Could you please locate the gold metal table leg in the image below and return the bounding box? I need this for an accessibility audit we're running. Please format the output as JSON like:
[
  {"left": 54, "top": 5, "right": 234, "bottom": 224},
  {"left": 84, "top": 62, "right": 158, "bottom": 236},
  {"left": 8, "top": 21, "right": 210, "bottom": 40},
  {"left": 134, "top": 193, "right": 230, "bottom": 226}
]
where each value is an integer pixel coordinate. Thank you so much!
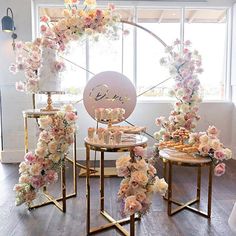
[
  {"left": 208, "top": 163, "right": 213, "bottom": 218},
  {"left": 73, "top": 133, "right": 77, "bottom": 196},
  {"left": 86, "top": 145, "right": 91, "bottom": 235},
  {"left": 61, "top": 156, "right": 66, "bottom": 213},
  {"left": 100, "top": 151, "right": 104, "bottom": 211},
  {"left": 24, "top": 116, "right": 28, "bottom": 153},
  {"left": 130, "top": 214, "right": 135, "bottom": 236},
  {"left": 167, "top": 161, "right": 172, "bottom": 216},
  {"left": 197, "top": 166, "right": 201, "bottom": 201}
]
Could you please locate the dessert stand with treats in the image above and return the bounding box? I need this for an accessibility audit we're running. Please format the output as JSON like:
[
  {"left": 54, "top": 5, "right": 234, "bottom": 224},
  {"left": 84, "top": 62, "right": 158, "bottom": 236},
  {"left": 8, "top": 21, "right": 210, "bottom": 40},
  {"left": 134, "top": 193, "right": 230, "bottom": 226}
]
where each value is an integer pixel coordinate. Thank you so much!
[
  {"left": 83, "top": 71, "right": 148, "bottom": 236},
  {"left": 82, "top": 71, "right": 147, "bottom": 177}
]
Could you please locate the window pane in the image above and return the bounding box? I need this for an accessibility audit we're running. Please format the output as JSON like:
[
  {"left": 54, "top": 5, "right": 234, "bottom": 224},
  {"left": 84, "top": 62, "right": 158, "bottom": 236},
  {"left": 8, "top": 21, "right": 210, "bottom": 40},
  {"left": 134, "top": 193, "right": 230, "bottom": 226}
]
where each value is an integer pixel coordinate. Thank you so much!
[
  {"left": 184, "top": 9, "right": 227, "bottom": 100},
  {"left": 136, "top": 8, "right": 181, "bottom": 99}
]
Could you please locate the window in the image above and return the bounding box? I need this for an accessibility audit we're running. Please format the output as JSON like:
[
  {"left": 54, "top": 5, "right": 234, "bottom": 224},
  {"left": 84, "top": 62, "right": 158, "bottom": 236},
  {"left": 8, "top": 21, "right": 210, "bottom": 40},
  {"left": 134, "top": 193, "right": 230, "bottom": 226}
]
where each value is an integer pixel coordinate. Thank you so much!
[{"left": 37, "top": 5, "right": 229, "bottom": 101}]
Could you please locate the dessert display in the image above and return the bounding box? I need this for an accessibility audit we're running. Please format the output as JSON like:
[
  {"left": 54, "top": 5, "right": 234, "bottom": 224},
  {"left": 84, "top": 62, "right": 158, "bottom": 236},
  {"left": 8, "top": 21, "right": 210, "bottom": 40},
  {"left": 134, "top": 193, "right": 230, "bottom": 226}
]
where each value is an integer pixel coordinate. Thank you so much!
[
  {"left": 94, "top": 108, "right": 125, "bottom": 123},
  {"left": 108, "top": 125, "right": 146, "bottom": 134}
]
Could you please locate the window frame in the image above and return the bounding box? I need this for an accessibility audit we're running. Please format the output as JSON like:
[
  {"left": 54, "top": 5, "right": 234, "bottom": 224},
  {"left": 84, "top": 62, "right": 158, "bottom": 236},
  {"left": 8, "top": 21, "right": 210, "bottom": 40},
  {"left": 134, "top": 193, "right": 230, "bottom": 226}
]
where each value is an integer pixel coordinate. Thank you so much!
[{"left": 32, "top": 0, "right": 232, "bottom": 102}]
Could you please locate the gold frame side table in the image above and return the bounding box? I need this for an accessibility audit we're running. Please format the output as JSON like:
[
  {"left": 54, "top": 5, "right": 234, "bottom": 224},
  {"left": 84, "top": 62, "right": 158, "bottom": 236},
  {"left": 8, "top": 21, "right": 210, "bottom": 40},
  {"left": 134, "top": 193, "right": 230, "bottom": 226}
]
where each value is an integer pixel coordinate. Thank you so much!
[
  {"left": 160, "top": 148, "right": 213, "bottom": 218},
  {"left": 85, "top": 135, "right": 148, "bottom": 236},
  {"left": 23, "top": 109, "right": 78, "bottom": 212}
]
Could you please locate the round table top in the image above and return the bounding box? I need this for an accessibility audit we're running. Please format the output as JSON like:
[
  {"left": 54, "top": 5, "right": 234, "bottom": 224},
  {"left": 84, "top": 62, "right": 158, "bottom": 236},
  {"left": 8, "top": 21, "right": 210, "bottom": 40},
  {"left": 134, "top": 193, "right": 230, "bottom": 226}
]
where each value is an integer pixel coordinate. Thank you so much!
[
  {"left": 23, "top": 109, "right": 58, "bottom": 117},
  {"left": 84, "top": 134, "right": 148, "bottom": 151},
  {"left": 160, "top": 148, "right": 212, "bottom": 166}
]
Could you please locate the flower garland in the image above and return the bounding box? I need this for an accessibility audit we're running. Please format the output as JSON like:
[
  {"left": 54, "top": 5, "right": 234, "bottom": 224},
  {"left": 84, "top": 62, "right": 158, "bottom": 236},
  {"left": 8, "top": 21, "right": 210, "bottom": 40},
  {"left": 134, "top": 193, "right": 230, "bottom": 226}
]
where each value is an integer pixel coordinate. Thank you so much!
[
  {"left": 116, "top": 146, "right": 168, "bottom": 216},
  {"left": 9, "top": 0, "right": 121, "bottom": 93},
  {"left": 189, "top": 125, "right": 232, "bottom": 176},
  {"left": 14, "top": 104, "right": 78, "bottom": 206},
  {"left": 154, "top": 40, "right": 203, "bottom": 142}
]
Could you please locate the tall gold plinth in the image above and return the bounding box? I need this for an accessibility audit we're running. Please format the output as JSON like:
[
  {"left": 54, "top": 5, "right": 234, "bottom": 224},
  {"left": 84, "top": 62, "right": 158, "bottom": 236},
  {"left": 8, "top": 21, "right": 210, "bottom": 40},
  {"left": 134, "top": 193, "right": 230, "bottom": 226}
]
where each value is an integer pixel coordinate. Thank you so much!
[
  {"left": 85, "top": 135, "right": 148, "bottom": 236},
  {"left": 22, "top": 109, "right": 78, "bottom": 212},
  {"left": 160, "top": 148, "right": 213, "bottom": 218}
]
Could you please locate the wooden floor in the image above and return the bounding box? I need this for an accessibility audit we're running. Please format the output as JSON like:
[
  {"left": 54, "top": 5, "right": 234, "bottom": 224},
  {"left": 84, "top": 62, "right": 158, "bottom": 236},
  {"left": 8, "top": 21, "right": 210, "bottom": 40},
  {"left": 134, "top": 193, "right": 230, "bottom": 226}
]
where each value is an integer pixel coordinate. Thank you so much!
[{"left": 0, "top": 159, "right": 236, "bottom": 236}]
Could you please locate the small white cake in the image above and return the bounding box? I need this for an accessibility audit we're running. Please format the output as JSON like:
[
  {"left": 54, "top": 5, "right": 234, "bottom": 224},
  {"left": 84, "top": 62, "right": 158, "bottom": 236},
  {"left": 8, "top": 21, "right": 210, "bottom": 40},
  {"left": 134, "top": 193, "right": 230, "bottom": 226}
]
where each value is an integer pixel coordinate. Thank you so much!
[{"left": 38, "top": 47, "right": 62, "bottom": 92}]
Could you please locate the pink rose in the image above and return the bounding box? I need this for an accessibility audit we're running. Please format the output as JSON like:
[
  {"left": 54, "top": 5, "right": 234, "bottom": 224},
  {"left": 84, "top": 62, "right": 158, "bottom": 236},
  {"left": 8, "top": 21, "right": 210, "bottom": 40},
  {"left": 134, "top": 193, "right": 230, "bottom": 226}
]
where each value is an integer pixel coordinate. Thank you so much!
[
  {"left": 40, "top": 25, "right": 47, "bottom": 32},
  {"left": 24, "top": 152, "right": 37, "bottom": 163},
  {"left": 31, "top": 176, "right": 45, "bottom": 189},
  {"left": 214, "top": 150, "right": 226, "bottom": 161},
  {"left": 214, "top": 163, "right": 226, "bottom": 176},
  {"left": 54, "top": 61, "right": 65, "bottom": 72},
  {"left": 15, "top": 81, "right": 25, "bottom": 92},
  {"left": 124, "top": 196, "right": 142, "bottom": 215},
  {"left": 40, "top": 16, "right": 50, "bottom": 23},
  {"left": 46, "top": 170, "right": 58, "bottom": 184},
  {"left": 133, "top": 146, "right": 145, "bottom": 157},
  {"left": 207, "top": 126, "right": 219, "bottom": 138},
  {"left": 65, "top": 112, "right": 77, "bottom": 122}
]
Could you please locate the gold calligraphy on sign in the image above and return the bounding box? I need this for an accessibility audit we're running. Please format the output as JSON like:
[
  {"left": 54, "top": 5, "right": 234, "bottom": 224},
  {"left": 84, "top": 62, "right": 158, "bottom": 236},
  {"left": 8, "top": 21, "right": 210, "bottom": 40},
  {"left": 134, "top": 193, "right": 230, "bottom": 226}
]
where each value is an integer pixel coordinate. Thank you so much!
[{"left": 89, "top": 84, "right": 130, "bottom": 105}]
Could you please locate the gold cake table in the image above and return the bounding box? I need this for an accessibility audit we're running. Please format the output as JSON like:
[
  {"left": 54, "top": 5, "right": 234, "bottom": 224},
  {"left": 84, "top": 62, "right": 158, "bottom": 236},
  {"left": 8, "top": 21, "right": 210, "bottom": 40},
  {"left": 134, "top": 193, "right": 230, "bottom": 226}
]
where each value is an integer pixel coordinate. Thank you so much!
[
  {"left": 85, "top": 135, "right": 148, "bottom": 236},
  {"left": 23, "top": 109, "right": 78, "bottom": 212},
  {"left": 160, "top": 148, "right": 213, "bottom": 218}
]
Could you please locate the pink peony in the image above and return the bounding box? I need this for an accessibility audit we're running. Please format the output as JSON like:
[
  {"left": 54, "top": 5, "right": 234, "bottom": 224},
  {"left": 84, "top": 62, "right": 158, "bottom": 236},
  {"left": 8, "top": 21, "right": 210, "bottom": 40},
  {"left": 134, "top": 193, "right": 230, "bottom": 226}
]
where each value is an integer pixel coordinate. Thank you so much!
[
  {"left": 130, "top": 171, "right": 148, "bottom": 188},
  {"left": 124, "top": 196, "right": 142, "bottom": 215},
  {"left": 24, "top": 152, "right": 37, "bottom": 163},
  {"left": 133, "top": 146, "right": 145, "bottom": 157},
  {"left": 214, "top": 163, "right": 226, "bottom": 176}
]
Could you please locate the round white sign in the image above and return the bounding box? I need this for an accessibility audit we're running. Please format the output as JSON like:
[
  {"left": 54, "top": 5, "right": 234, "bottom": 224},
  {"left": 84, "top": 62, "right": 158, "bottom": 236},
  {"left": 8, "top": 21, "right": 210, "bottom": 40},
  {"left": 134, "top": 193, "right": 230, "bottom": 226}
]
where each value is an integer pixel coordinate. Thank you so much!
[{"left": 83, "top": 71, "right": 137, "bottom": 123}]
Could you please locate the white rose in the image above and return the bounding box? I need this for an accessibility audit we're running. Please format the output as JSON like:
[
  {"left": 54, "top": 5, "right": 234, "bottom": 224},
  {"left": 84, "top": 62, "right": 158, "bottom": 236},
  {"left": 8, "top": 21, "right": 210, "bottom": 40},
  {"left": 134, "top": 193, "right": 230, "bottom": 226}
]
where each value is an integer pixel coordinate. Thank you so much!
[
  {"left": 38, "top": 116, "right": 52, "bottom": 129},
  {"left": 224, "top": 148, "right": 232, "bottom": 160},
  {"left": 154, "top": 177, "right": 168, "bottom": 196},
  {"left": 199, "top": 134, "right": 209, "bottom": 144},
  {"left": 210, "top": 139, "right": 221, "bottom": 150},
  {"left": 48, "top": 141, "right": 58, "bottom": 154},
  {"left": 19, "top": 162, "right": 28, "bottom": 173},
  {"left": 35, "top": 146, "right": 47, "bottom": 157},
  {"left": 180, "top": 104, "right": 189, "bottom": 113},
  {"left": 49, "top": 153, "right": 61, "bottom": 163},
  {"left": 64, "top": 104, "right": 74, "bottom": 112}
]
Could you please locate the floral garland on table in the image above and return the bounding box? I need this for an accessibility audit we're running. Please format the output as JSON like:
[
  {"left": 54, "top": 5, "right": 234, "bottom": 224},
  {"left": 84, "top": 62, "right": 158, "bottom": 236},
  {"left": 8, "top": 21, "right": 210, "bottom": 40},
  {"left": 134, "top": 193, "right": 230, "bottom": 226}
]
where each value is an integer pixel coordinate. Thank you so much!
[
  {"left": 13, "top": 104, "right": 78, "bottom": 206},
  {"left": 9, "top": 0, "right": 121, "bottom": 93},
  {"left": 188, "top": 125, "right": 232, "bottom": 176},
  {"left": 116, "top": 146, "right": 168, "bottom": 216},
  {"left": 154, "top": 40, "right": 203, "bottom": 142}
]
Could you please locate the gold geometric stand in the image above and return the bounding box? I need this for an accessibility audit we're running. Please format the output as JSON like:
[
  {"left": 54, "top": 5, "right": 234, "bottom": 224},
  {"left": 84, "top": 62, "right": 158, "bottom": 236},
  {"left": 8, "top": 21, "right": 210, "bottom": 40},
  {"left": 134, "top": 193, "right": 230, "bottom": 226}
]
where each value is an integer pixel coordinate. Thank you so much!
[
  {"left": 85, "top": 135, "right": 148, "bottom": 236},
  {"left": 160, "top": 149, "right": 213, "bottom": 218},
  {"left": 23, "top": 109, "right": 78, "bottom": 212}
]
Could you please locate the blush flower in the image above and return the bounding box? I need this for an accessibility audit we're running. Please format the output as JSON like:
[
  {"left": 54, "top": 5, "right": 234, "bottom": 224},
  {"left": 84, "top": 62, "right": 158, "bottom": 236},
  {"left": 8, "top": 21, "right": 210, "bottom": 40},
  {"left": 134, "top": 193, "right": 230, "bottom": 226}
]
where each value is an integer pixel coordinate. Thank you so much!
[
  {"left": 124, "top": 196, "right": 142, "bottom": 215},
  {"left": 214, "top": 163, "right": 226, "bottom": 176},
  {"left": 130, "top": 171, "right": 148, "bottom": 188},
  {"left": 133, "top": 146, "right": 145, "bottom": 157}
]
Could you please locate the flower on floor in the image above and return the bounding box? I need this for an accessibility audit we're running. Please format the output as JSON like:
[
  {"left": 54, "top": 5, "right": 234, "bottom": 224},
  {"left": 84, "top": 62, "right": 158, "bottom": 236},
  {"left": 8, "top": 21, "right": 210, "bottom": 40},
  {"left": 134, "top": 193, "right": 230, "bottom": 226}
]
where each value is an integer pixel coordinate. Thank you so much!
[
  {"left": 14, "top": 105, "right": 77, "bottom": 207},
  {"left": 154, "top": 40, "right": 202, "bottom": 143},
  {"left": 188, "top": 125, "right": 232, "bottom": 176},
  {"left": 116, "top": 146, "right": 168, "bottom": 216}
]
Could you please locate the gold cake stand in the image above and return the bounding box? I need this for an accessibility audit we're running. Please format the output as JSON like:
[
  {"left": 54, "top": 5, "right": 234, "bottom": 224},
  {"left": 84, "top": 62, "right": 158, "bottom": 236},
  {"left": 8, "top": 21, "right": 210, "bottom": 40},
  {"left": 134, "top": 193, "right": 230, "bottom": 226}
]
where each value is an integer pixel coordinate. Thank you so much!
[{"left": 85, "top": 135, "right": 148, "bottom": 236}]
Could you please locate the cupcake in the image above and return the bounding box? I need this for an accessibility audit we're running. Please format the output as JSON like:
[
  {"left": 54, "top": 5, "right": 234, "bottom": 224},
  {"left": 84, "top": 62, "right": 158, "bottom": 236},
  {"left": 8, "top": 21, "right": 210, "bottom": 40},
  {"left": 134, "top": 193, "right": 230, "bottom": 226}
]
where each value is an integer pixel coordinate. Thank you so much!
[
  {"left": 97, "top": 127, "right": 105, "bottom": 142},
  {"left": 114, "top": 131, "right": 123, "bottom": 144}
]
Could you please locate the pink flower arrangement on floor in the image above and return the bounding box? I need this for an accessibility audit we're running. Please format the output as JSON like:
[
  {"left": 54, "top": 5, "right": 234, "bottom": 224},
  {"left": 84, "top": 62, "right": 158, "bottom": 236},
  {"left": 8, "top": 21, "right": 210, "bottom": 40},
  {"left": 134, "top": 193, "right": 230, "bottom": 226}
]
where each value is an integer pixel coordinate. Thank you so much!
[
  {"left": 188, "top": 125, "right": 232, "bottom": 176},
  {"left": 154, "top": 40, "right": 203, "bottom": 142},
  {"left": 9, "top": 0, "right": 121, "bottom": 93},
  {"left": 14, "top": 104, "right": 77, "bottom": 206},
  {"left": 116, "top": 146, "right": 168, "bottom": 216}
]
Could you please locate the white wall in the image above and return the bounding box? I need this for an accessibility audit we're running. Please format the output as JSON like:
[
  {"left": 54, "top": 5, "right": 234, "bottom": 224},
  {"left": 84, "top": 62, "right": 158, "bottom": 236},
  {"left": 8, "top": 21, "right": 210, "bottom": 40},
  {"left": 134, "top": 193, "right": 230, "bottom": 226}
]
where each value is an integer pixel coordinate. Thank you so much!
[{"left": 0, "top": 0, "right": 235, "bottom": 163}]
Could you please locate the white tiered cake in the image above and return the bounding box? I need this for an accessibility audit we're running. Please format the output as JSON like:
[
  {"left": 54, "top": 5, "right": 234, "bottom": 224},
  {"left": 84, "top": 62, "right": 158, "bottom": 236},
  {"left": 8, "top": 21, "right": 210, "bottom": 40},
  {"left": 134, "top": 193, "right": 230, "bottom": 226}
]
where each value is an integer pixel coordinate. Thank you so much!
[{"left": 38, "top": 47, "right": 62, "bottom": 92}]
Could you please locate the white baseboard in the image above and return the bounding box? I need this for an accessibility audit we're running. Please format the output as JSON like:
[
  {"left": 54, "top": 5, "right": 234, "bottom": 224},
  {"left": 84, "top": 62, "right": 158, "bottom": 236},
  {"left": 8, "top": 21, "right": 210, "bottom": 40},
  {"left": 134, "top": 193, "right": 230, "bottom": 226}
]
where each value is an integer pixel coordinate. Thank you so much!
[{"left": 0, "top": 148, "right": 126, "bottom": 163}]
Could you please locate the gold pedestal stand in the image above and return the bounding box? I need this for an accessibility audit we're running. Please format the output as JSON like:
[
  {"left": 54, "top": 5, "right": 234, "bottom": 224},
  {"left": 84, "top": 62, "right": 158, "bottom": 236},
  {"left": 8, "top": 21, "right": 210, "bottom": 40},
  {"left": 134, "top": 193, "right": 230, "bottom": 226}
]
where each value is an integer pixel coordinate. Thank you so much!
[
  {"left": 160, "top": 149, "right": 213, "bottom": 218},
  {"left": 23, "top": 109, "right": 77, "bottom": 212},
  {"left": 85, "top": 135, "right": 148, "bottom": 236},
  {"left": 38, "top": 91, "right": 65, "bottom": 111}
]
